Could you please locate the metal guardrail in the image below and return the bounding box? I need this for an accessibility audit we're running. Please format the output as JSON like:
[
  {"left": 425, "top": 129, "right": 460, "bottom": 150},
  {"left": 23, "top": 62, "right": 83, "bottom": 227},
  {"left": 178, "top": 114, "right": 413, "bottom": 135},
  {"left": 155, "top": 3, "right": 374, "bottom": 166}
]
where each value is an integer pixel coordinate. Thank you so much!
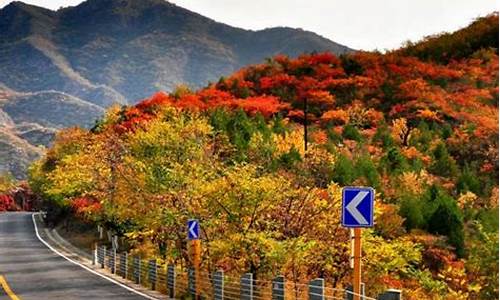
[{"left": 92, "top": 245, "right": 400, "bottom": 300}]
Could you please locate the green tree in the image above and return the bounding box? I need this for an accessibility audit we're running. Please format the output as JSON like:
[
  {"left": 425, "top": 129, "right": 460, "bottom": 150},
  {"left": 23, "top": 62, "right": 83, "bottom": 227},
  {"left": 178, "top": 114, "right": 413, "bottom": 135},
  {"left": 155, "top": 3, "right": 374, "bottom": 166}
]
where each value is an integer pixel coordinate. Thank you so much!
[
  {"left": 355, "top": 155, "right": 380, "bottom": 188},
  {"left": 430, "top": 142, "right": 458, "bottom": 177},
  {"left": 381, "top": 147, "right": 408, "bottom": 174},
  {"left": 342, "top": 124, "right": 362, "bottom": 141},
  {"left": 456, "top": 165, "right": 481, "bottom": 195},
  {"left": 425, "top": 187, "right": 465, "bottom": 257},
  {"left": 332, "top": 154, "right": 356, "bottom": 185}
]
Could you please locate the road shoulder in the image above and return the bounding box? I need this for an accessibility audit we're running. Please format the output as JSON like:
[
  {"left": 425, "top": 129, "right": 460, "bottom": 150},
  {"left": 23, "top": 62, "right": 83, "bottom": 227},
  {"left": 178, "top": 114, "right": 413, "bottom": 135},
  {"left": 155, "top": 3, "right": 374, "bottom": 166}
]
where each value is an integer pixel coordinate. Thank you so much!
[{"left": 31, "top": 213, "right": 167, "bottom": 300}]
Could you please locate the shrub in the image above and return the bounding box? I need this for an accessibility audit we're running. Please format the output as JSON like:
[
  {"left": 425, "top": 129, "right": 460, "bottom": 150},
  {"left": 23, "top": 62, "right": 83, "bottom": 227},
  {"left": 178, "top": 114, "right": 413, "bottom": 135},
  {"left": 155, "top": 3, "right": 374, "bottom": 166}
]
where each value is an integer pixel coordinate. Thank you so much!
[
  {"left": 381, "top": 147, "right": 408, "bottom": 174},
  {"left": 342, "top": 124, "right": 362, "bottom": 141},
  {"left": 456, "top": 166, "right": 481, "bottom": 196},
  {"left": 430, "top": 142, "right": 458, "bottom": 177},
  {"left": 355, "top": 155, "right": 380, "bottom": 188},
  {"left": 425, "top": 186, "right": 465, "bottom": 257},
  {"left": 332, "top": 154, "right": 356, "bottom": 185},
  {"left": 399, "top": 194, "right": 426, "bottom": 230},
  {"left": 0, "top": 194, "right": 15, "bottom": 211},
  {"left": 427, "top": 198, "right": 465, "bottom": 257}
]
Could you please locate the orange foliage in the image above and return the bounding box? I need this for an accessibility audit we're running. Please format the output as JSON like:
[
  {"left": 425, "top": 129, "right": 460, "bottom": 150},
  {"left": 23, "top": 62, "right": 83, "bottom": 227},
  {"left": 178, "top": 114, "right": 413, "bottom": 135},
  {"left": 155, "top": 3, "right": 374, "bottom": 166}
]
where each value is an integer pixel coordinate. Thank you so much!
[
  {"left": 311, "top": 130, "right": 328, "bottom": 144},
  {"left": 320, "top": 109, "right": 349, "bottom": 125},
  {"left": 417, "top": 108, "right": 441, "bottom": 122}
]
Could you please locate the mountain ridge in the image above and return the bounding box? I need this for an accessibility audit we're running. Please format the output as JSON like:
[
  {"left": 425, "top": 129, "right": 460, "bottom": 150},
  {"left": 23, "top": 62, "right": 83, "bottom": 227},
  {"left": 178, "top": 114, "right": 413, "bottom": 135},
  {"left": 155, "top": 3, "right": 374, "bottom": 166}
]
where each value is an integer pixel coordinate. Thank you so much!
[{"left": 0, "top": 0, "right": 353, "bottom": 178}]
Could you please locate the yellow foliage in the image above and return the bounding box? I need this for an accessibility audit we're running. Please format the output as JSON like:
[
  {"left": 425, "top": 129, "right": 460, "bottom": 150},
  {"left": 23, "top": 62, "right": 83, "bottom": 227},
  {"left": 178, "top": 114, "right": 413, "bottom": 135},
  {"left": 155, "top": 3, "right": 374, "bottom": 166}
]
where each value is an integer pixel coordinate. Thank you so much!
[
  {"left": 0, "top": 173, "right": 15, "bottom": 193},
  {"left": 457, "top": 191, "right": 478, "bottom": 209},
  {"left": 397, "top": 170, "right": 433, "bottom": 195},
  {"left": 273, "top": 126, "right": 305, "bottom": 157},
  {"left": 391, "top": 118, "right": 409, "bottom": 145},
  {"left": 417, "top": 108, "right": 441, "bottom": 121}
]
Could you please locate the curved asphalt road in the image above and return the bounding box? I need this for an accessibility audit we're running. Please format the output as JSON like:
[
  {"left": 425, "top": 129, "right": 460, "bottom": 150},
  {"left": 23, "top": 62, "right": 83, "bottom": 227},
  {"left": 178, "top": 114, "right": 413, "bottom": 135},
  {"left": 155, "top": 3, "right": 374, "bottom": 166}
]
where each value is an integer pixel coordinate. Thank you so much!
[{"left": 0, "top": 212, "right": 146, "bottom": 300}]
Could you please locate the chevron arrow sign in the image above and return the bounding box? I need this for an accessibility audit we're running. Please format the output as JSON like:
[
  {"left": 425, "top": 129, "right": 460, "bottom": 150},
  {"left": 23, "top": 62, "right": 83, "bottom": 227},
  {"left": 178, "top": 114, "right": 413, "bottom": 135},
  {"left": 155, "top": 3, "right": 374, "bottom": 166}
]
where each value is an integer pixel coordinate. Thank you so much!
[{"left": 341, "top": 187, "right": 374, "bottom": 228}]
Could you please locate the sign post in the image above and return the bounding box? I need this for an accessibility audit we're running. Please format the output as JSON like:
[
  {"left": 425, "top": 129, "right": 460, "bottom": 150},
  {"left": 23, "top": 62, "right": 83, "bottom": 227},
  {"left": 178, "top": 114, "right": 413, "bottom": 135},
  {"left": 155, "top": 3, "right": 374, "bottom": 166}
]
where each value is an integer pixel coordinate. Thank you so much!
[
  {"left": 187, "top": 219, "right": 200, "bottom": 300},
  {"left": 342, "top": 187, "right": 374, "bottom": 300}
]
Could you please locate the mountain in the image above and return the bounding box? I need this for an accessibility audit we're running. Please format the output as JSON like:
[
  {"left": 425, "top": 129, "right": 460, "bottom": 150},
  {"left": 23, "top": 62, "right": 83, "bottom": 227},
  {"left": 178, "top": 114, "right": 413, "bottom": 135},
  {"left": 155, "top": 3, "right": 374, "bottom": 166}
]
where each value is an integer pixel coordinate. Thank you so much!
[
  {"left": 399, "top": 13, "right": 498, "bottom": 63},
  {"left": 0, "top": 0, "right": 353, "bottom": 178},
  {"left": 0, "top": 0, "right": 351, "bottom": 103}
]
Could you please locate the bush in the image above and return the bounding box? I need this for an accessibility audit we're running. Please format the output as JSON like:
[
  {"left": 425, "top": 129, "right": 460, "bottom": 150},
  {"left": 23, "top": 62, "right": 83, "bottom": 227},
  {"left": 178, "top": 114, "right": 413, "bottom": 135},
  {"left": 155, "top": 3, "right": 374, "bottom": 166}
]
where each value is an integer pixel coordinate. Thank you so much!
[
  {"left": 0, "top": 194, "right": 16, "bottom": 211},
  {"left": 427, "top": 198, "right": 465, "bottom": 258},
  {"left": 355, "top": 155, "right": 380, "bottom": 188},
  {"left": 373, "top": 123, "right": 394, "bottom": 149},
  {"left": 342, "top": 124, "right": 362, "bottom": 141},
  {"left": 399, "top": 194, "right": 426, "bottom": 229},
  {"left": 381, "top": 147, "right": 408, "bottom": 174},
  {"left": 278, "top": 148, "right": 302, "bottom": 168},
  {"left": 456, "top": 166, "right": 481, "bottom": 195},
  {"left": 430, "top": 143, "right": 458, "bottom": 177},
  {"left": 332, "top": 154, "right": 356, "bottom": 185},
  {"left": 425, "top": 186, "right": 465, "bottom": 257},
  {"left": 399, "top": 186, "right": 465, "bottom": 257}
]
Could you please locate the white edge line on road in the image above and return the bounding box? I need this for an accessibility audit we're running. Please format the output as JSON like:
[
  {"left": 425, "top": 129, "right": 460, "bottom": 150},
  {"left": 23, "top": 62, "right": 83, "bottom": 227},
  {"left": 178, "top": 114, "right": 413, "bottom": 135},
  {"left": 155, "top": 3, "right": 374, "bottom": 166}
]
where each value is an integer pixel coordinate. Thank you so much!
[{"left": 31, "top": 213, "right": 160, "bottom": 300}]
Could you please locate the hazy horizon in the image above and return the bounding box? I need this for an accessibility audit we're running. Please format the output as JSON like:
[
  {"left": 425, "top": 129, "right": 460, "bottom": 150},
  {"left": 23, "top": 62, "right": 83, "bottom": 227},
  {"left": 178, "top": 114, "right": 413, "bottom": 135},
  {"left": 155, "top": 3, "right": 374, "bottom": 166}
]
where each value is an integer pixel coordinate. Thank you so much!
[{"left": 0, "top": 0, "right": 497, "bottom": 50}]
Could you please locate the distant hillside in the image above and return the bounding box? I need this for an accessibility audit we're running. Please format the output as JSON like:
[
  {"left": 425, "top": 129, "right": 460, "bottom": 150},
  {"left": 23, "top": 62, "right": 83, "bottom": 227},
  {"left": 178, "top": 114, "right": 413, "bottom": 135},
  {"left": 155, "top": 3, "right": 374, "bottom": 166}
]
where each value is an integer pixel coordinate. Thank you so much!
[
  {"left": 400, "top": 13, "right": 498, "bottom": 63},
  {"left": 0, "top": 0, "right": 351, "bottom": 104},
  {"left": 0, "top": 0, "right": 352, "bottom": 178}
]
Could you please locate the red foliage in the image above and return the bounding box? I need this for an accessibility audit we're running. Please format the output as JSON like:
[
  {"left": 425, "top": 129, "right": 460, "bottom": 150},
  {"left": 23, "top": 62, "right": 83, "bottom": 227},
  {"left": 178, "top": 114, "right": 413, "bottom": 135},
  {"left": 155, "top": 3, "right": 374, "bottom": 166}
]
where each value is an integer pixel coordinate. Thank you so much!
[
  {"left": 259, "top": 74, "right": 297, "bottom": 90},
  {"left": 0, "top": 194, "right": 16, "bottom": 211},
  {"left": 110, "top": 48, "right": 497, "bottom": 139},
  {"left": 135, "top": 92, "right": 172, "bottom": 112},
  {"left": 231, "top": 96, "right": 290, "bottom": 118},
  {"left": 71, "top": 197, "right": 102, "bottom": 218}
]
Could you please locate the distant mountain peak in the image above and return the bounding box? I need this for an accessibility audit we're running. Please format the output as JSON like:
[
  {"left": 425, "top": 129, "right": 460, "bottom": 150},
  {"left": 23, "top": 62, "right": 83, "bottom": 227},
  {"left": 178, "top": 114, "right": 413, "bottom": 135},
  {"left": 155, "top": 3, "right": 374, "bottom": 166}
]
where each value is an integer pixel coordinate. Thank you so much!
[
  {"left": 1, "top": 1, "right": 54, "bottom": 17},
  {"left": 0, "top": 0, "right": 353, "bottom": 178},
  {"left": 0, "top": 1, "right": 56, "bottom": 41}
]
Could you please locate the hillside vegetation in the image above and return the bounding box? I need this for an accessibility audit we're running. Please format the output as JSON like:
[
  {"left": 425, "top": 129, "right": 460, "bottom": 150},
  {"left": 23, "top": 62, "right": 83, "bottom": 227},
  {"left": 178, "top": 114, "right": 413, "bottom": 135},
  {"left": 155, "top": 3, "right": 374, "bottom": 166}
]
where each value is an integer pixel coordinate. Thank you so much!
[{"left": 28, "top": 14, "right": 498, "bottom": 299}]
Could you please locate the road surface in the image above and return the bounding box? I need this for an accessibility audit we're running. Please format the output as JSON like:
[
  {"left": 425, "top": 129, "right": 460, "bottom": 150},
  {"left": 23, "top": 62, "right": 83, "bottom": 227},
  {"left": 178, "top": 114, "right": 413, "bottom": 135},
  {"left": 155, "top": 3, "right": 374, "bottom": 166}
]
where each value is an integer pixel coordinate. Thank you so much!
[{"left": 0, "top": 212, "right": 146, "bottom": 300}]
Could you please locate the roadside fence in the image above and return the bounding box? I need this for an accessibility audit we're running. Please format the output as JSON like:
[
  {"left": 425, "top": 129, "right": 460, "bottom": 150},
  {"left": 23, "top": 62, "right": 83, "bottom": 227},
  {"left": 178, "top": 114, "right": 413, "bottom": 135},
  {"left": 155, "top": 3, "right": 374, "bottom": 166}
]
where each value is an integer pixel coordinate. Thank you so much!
[{"left": 94, "top": 245, "right": 402, "bottom": 300}]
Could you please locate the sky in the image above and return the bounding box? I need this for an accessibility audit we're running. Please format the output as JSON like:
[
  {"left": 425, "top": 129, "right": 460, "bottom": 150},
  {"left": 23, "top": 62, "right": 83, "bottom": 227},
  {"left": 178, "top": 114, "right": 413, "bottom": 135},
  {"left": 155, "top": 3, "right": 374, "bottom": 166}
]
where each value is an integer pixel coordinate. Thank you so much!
[{"left": 0, "top": 0, "right": 497, "bottom": 50}]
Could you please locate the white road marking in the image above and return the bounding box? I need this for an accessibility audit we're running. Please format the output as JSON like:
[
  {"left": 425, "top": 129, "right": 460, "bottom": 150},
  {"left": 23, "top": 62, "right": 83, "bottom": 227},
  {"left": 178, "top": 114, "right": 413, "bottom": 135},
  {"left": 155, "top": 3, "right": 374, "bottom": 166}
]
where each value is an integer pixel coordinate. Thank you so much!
[{"left": 31, "top": 213, "right": 160, "bottom": 300}]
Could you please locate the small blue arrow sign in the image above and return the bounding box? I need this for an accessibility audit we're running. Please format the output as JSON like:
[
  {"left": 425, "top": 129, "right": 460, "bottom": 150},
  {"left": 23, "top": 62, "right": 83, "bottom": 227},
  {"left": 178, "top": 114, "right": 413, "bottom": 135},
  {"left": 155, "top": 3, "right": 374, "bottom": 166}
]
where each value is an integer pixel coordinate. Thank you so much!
[
  {"left": 342, "top": 187, "right": 374, "bottom": 228},
  {"left": 187, "top": 219, "right": 199, "bottom": 240}
]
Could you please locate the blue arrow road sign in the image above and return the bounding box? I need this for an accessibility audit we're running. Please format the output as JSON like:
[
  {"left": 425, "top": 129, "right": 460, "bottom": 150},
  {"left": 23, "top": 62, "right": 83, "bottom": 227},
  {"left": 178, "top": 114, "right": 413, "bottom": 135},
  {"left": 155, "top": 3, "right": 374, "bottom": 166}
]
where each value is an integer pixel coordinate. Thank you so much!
[
  {"left": 187, "top": 219, "right": 199, "bottom": 240},
  {"left": 342, "top": 187, "right": 374, "bottom": 228}
]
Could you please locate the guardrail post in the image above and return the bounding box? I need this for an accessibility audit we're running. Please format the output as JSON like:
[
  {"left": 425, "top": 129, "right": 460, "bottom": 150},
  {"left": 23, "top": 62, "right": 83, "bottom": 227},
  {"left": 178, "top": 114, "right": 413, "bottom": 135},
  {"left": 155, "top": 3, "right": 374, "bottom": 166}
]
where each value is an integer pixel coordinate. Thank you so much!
[
  {"left": 213, "top": 270, "right": 224, "bottom": 300},
  {"left": 241, "top": 273, "right": 253, "bottom": 300},
  {"left": 346, "top": 283, "right": 365, "bottom": 300},
  {"left": 133, "top": 256, "right": 141, "bottom": 284},
  {"left": 188, "top": 267, "right": 196, "bottom": 299},
  {"left": 92, "top": 244, "right": 97, "bottom": 265},
  {"left": 272, "top": 275, "right": 285, "bottom": 300},
  {"left": 149, "top": 259, "right": 157, "bottom": 290},
  {"left": 167, "top": 264, "right": 176, "bottom": 299},
  {"left": 120, "top": 252, "right": 128, "bottom": 279},
  {"left": 100, "top": 246, "right": 106, "bottom": 269},
  {"left": 378, "top": 289, "right": 402, "bottom": 300},
  {"left": 111, "top": 248, "right": 117, "bottom": 274},
  {"left": 308, "top": 278, "right": 324, "bottom": 300}
]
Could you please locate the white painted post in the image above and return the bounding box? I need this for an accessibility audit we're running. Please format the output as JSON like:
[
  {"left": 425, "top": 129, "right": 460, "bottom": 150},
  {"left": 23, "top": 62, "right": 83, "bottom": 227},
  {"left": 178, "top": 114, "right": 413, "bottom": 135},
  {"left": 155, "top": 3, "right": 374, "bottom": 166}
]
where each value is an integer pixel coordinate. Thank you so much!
[{"left": 92, "top": 245, "right": 97, "bottom": 265}]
